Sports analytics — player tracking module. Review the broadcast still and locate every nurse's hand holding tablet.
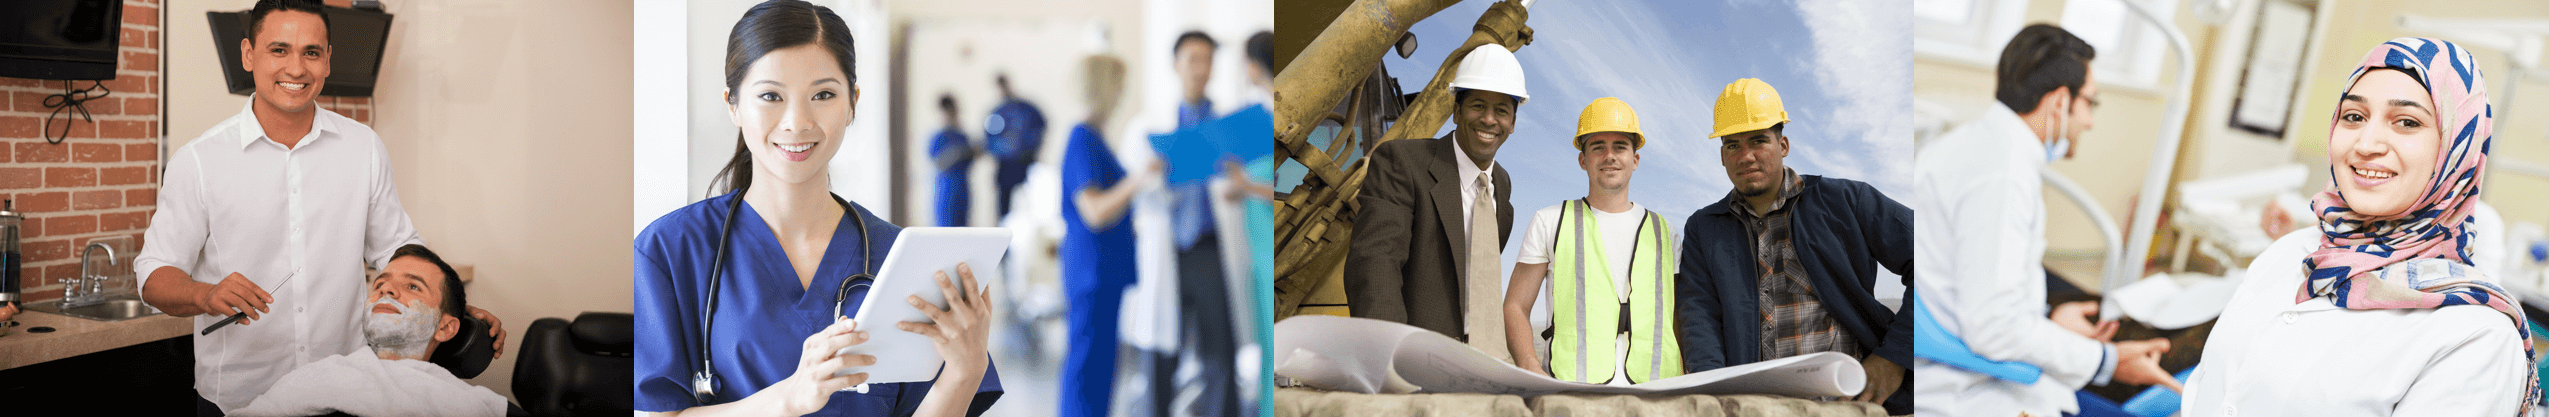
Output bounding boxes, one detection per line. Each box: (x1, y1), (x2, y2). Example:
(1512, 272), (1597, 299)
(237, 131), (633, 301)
(753, 262), (993, 415)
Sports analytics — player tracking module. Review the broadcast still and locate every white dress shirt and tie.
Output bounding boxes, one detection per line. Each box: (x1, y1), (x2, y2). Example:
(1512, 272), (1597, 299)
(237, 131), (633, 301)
(135, 100), (424, 412)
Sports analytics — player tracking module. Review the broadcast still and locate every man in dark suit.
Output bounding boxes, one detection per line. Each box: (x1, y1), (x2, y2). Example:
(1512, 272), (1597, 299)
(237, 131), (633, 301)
(1347, 45), (1528, 362)
(1677, 78), (1914, 414)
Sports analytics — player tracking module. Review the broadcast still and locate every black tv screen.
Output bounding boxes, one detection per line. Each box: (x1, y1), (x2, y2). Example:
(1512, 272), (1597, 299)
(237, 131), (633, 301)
(0, 0), (127, 80)
(208, 6), (393, 97)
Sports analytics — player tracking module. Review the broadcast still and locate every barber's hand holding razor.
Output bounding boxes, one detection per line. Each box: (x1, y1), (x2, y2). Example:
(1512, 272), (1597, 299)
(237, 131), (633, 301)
(199, 272), (273, 325)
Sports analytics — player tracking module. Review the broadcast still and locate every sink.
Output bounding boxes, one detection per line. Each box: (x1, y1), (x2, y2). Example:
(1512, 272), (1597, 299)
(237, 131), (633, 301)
(27, 298), (163, 322)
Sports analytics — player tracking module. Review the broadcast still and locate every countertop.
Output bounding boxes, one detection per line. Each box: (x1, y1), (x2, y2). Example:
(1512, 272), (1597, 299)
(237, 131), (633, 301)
(0, 308), (191, 370)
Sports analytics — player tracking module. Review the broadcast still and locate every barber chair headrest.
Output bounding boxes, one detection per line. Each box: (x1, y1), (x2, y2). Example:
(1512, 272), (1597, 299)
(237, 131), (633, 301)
(431, 314), (499, 379)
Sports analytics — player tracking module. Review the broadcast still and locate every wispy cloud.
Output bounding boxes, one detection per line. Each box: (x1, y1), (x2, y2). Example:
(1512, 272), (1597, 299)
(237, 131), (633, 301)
(1793, 0), (1915, 196)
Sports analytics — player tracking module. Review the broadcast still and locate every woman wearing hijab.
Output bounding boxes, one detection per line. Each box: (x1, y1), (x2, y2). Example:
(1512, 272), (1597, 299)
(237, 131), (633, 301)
(2185, 38), (2537, 415)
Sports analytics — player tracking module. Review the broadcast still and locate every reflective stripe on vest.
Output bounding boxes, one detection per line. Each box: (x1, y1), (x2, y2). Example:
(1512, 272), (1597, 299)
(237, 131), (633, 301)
(1548, 200), (1683, 384)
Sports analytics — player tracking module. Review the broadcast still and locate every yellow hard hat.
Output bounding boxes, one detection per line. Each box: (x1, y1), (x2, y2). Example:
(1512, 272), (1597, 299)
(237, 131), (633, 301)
(1710, 78), (1789, 138)
(1574, 97), (1643, 150)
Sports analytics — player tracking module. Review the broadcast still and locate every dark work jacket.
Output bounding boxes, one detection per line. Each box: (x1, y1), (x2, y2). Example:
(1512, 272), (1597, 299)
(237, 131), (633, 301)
(1678, 175), (1913, 413)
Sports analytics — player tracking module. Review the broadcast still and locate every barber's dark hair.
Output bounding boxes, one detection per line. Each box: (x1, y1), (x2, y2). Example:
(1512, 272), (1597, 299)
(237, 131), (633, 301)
(1246, 31), (1273, 73)
(391, 244), (466, 318)
(1174, 30), (1217, 55)
(711, 0), (858, 197)
(245, 0), (331, 41)
(1995, 24), (2097, 114)
(939, 93), (958, 116)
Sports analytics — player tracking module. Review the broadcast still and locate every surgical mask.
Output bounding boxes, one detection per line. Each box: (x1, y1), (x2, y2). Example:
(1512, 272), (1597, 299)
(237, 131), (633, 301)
(363, 297), (441, 359)
(2045, 102), (2072, 163)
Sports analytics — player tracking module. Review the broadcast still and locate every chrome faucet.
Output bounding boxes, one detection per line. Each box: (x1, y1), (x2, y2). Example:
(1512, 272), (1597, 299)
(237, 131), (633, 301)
(64, 242), (116, 307)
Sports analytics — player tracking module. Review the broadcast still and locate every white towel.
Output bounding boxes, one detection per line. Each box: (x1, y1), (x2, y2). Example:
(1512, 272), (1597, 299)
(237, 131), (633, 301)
(230, 353), (507, 417)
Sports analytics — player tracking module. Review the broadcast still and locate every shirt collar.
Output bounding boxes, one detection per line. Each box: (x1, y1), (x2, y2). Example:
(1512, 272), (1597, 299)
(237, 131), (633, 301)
(1451, 138), (1495, 187)
(1981, 102), (2050, 167)
(231, 95), (333, 150)
(1730, 167), (1804, 218)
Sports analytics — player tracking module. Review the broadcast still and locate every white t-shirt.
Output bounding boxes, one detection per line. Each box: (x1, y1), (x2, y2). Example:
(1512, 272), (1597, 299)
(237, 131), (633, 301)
(1517, 201), (1659, 386)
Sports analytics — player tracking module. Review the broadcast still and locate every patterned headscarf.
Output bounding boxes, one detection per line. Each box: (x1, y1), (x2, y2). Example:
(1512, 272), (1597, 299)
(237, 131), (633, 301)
(2301, 37), (2534, 413)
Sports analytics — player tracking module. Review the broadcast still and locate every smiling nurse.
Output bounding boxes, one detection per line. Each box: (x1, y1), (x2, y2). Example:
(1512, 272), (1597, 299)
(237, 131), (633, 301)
(633, 1), (1001, 416)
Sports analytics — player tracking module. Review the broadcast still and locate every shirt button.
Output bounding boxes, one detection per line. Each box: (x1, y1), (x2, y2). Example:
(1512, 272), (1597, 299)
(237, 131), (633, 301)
(2281, 312), (2297, 324)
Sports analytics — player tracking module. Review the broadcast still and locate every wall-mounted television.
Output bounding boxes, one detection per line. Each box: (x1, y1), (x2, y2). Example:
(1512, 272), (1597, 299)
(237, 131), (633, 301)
(0, 0), (127, 80)
(208, 6), (394, 97)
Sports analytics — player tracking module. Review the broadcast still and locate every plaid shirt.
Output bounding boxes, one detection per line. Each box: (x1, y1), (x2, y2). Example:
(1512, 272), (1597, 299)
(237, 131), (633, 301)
(1729, 168), (1860, 361)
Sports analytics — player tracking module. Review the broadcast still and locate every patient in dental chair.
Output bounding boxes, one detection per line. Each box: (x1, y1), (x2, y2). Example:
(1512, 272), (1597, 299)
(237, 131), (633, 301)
(231, 245), (507, 417)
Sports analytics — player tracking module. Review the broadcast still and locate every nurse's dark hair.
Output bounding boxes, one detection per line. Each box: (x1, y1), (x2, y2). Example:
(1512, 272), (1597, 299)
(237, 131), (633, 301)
(390, 244), (467, 318)
(711, 0), (858, 197)
(1994, 24), (2096, 114)
(245, 0), (331, 41)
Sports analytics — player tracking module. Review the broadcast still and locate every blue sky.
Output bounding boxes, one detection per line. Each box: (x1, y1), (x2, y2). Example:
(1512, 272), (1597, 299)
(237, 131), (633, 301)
(1379, 0), (1912, 293)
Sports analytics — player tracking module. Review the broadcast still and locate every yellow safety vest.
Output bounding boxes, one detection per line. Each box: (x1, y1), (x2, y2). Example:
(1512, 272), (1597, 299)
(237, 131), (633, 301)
(1549, 199), (1682, 384)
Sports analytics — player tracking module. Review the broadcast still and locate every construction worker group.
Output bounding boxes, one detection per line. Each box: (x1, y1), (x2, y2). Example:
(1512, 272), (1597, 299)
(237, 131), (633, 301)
(1343, 44), (1914, 414)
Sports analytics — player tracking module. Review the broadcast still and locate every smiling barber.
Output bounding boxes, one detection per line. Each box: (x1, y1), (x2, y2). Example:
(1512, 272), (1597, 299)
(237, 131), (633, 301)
(633, 1), (1001, 416)
(134, 1), (507, 415)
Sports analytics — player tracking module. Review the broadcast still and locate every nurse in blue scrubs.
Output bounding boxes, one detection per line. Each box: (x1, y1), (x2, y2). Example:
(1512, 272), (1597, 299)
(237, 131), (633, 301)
(634, 2), (1000, 416)
(1057, 54), (1161, 417)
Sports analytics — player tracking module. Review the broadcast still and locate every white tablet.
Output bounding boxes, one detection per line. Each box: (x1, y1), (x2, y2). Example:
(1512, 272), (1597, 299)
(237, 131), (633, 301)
(834, 227), (1012, 384)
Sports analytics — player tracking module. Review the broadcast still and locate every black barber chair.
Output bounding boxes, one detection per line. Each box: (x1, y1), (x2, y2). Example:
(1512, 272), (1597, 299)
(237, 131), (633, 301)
(513, 312), (634, 417)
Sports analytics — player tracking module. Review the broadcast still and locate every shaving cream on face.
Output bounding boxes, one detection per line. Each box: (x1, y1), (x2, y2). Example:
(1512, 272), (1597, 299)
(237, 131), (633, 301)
(363, 297), (442, 358)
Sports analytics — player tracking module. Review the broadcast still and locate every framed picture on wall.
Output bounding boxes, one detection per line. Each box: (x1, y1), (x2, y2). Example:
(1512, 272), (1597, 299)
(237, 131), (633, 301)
(2228, 0), (2316, 138)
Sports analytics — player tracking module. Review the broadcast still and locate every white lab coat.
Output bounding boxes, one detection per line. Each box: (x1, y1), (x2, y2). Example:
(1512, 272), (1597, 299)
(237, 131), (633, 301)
(1911, 103), (2113, 416)
(2183, 230), (2529, 416)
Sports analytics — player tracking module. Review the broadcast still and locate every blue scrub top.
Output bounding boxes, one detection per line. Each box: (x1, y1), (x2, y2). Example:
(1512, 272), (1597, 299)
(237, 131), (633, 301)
(932, 128), (974, 227)
(635, 193), (1003, 415)
(1058, 123), (1135, 417)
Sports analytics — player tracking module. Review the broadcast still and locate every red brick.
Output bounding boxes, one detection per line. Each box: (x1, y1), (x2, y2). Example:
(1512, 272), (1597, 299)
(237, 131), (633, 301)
(0, 167), (37, 189)
(21, 288), (62, 303)
(1, 116), (39, 138)
(15, 142), (66, 162)
(24, 240), (67, 263)
(15, 217), (38, 238)
(44, 168), (95, 188)
(96, 120), (148, 140)
(98, 166), (149, 185)
(124, 188), (156, 206)
(44, 263), (78, 288)
(0, 78), (42, 88)
(73, 142), (121, 162)
(122, 51), (157, 72)
(124, 97), (158, 115)
(71, 190), (120, 210)
(15, 191), (68, 212)
(10, 91), (45, 114)
(45, 214), (95, 236)
(126, 143), (157, 161)
(99, 75), (150, 96)
(124, 4), (158, 26)
(100, 210), (150, 231)
(82, 94), (123, 115)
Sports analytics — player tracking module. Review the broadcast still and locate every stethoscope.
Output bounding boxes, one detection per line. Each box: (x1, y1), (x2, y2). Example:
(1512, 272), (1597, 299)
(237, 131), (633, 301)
(692, 189), (875, 404)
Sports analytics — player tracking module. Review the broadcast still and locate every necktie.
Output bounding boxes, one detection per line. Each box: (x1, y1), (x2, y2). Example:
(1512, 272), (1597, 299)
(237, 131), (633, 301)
(1465, 175), (1512, 363)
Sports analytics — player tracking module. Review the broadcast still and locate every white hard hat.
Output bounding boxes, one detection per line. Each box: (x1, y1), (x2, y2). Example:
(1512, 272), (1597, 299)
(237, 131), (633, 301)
(1448, 44), (1528, 105)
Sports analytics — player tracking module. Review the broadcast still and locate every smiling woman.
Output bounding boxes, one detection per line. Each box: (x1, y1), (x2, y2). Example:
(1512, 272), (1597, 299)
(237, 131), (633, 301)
(2183, 37), (2536, 416)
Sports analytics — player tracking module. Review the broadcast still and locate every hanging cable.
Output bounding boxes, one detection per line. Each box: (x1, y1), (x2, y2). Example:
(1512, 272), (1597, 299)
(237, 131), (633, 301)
(42, 80), (114, 145)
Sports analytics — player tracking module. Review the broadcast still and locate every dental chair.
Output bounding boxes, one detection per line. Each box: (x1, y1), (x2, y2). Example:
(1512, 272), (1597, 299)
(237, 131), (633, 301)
(512, 312), (634, 417)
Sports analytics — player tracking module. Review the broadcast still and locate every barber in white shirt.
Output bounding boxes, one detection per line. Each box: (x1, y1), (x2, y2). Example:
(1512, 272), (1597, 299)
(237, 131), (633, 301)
(132, 1), (504, 414)
(1911, 24), (2176, 416)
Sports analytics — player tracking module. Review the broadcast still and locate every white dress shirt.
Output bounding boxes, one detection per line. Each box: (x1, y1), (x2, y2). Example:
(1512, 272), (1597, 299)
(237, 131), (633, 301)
(2183, 230), (2528, 416)
(1451, 138), (1495, 235)
(1911, 103), (2114, 416)
(135, 100), (422, 412)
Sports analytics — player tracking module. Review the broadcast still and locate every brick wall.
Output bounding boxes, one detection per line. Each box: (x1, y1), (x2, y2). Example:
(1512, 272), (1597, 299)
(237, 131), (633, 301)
(1, 0), (164, 304)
